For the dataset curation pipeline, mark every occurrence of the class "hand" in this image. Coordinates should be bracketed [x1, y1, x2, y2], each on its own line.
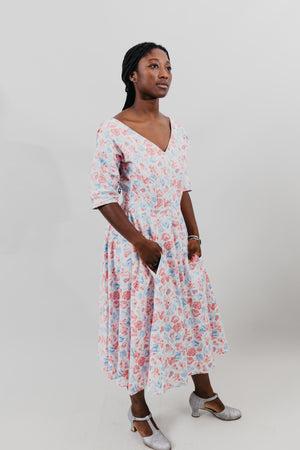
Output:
[135, 238, 163, 273]
[188, 238, 201, 261]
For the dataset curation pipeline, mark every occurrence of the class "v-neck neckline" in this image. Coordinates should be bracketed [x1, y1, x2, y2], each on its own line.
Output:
[111, 117, 173, 154]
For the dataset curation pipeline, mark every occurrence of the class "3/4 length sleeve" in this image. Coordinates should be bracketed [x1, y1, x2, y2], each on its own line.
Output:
[89, 122, 123, 209]
[182, 129, 192, 193]
[182, 162, 192, 192]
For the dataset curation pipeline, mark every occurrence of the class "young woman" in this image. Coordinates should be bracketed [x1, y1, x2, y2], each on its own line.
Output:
[89, 42, 241, 450]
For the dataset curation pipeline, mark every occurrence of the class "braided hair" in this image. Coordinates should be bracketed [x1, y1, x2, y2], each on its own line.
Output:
[121, 42, 170, 111]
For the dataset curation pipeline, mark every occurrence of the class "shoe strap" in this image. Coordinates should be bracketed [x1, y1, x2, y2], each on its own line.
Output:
[132, 412, 153, 421]
[197, 392, 219, 401]
[131, 410, 158, 436]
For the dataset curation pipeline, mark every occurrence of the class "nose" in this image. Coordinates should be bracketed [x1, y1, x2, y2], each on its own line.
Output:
[159, 67, 170, 78]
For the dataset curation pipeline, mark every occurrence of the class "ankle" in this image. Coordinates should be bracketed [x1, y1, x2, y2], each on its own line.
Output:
[194, 389, 215, 398]
[131, 405, 150, 417]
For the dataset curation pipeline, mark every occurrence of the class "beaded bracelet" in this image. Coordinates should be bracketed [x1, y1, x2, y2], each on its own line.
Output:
[188, 235, 201, 245]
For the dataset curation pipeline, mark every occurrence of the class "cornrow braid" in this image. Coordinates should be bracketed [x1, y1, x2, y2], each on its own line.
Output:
[121, 42, 170, 111]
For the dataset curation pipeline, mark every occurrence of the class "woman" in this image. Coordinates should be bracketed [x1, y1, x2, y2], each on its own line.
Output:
[89, 42, 241, 450]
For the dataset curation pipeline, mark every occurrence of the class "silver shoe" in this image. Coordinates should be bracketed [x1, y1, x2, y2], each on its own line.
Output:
[189, 391, 242, 421]
[128, 405, 172, 450]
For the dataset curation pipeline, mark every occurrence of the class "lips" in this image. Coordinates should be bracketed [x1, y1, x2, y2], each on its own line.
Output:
[156, 82, 169, 86]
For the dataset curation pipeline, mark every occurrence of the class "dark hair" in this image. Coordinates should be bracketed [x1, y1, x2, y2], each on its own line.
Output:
[121, 42, 170, 111]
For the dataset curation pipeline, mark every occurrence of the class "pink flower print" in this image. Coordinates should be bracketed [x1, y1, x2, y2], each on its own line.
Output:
[120, 298, 129, 310]
[113, 298, 119, 309]
[133, 364, 141, 375]
[187, 347, 196, 356]
[174, 373, 181, 383]
[187, 357, 194, 365]
[163, 241, 172, 251]
[165, 343, 172, 353]
[112, 291, 120, 300]
[179, 272, 185, 283]
[192, 301, 201, 310]
[98, 170, 108, 183]
[138, 356, 145, 367]
[168, 356, 176, 365]
[208, 303, 216, 312]
[124, 247, 132, 258]
[171, 316, 180, 324]
[133, 280, 140, 290]
[135, 320, 143, 331]
[111, 128, 121, 136]
[91, 171, 99, 183]
[173, 322, 181, 333]
[122, 291, 131, 300]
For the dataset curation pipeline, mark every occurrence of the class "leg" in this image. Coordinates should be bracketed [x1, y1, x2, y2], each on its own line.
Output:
[129, 388, 159, 437]
[191, 373, 225, 412]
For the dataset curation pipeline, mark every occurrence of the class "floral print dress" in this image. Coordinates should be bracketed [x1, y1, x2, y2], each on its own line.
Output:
[89, 117, 229, 396]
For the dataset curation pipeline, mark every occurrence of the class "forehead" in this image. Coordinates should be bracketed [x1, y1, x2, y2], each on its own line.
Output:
[140, 48, 170, 64]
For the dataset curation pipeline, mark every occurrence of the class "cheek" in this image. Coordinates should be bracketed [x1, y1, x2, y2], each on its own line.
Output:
[141, 74, 157, 88]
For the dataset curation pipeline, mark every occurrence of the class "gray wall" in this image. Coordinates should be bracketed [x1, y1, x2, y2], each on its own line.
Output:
[1, 1, 299, 448]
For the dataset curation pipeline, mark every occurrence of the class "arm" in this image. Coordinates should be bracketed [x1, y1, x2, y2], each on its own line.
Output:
[180, 191, 199, 236]
[180, 191, 202, 259]
[96, 202, 146, 249]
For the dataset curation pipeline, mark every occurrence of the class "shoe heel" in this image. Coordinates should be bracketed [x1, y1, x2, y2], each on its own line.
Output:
[191, 407, 201, 417]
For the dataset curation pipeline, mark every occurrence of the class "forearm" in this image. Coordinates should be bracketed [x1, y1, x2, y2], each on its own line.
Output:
[180, 191, 199, 236]
[96, 202, 147, 248]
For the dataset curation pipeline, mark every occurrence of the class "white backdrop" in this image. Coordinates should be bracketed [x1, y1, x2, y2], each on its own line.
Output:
[1, 1, 299, 449]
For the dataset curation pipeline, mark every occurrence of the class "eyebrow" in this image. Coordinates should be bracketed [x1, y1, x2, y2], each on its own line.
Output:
[148, 58, 171, 64]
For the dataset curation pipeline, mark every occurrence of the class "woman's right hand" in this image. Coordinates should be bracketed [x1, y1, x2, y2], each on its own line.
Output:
[135, 238, 163, 273]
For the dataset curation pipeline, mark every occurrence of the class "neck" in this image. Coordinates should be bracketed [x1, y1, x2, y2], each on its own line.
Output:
[130, 98, 160, 120]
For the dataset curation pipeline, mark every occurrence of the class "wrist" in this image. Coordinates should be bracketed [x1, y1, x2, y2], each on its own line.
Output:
[186, 227, 199, 236]
[132, 233, 147, 249]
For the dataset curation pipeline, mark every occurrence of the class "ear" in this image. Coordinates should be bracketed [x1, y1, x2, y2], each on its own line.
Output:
[129, 71, 137, 82]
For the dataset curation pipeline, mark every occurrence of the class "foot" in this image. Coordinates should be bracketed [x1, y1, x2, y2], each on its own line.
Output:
[131, 406, 160, 437]
[194, 390, 225, 413]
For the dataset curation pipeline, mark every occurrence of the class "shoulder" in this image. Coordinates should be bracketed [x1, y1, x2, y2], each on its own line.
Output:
[172, 118, 190, 143]
[96, 118, 115, 135]
[96, 118, 126, 143]
[95, 118, 124, 155]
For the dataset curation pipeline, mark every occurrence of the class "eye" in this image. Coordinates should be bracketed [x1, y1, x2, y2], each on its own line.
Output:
[149, 64, 172, 71]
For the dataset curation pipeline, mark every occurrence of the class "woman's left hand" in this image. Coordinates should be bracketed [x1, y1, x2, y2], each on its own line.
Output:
[188, 238, 201, 261]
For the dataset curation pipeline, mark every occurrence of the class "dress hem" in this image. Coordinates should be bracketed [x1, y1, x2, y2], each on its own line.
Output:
[97, 345, 229, 396]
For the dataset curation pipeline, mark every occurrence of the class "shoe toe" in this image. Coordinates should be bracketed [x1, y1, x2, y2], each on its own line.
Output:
[216, 405, 242, 420]
[143, 430, 171, 450]
[230, 406, 242, 419]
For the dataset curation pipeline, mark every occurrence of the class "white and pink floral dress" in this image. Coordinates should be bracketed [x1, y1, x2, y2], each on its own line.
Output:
[89, 117, 229, 396]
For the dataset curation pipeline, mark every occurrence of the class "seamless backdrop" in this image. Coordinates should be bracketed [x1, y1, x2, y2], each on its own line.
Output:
[1, 1, 299, 449]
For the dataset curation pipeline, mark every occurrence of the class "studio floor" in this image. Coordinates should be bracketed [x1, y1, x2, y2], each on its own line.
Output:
[2, 335, 298, 450]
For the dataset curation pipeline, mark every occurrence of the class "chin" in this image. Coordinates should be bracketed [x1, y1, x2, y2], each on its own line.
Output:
[154, 91, 169, 98]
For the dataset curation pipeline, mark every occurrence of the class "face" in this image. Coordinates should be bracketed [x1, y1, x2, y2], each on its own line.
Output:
[130, 48, 172, 98]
